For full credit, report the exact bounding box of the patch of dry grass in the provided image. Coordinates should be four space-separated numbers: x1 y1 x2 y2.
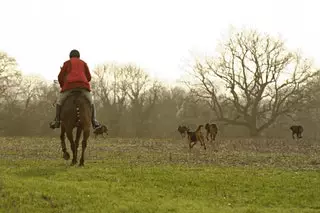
0 136 319 212
1 136 320 169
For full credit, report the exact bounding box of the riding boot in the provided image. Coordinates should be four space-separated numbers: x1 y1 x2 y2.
91 104 101 129
49 104 61 129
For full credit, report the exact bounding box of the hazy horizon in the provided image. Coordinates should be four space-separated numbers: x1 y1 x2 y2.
1 0 319 84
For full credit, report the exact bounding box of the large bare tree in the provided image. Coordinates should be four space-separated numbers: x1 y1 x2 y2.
186 29 318 136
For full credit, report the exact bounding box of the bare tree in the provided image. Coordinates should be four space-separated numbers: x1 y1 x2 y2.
141 80 163 122
93 64 128 108
122 64 151 136
18 75 47 111
123 64 150 106
92 63 129 135
0 52 21 98
187 29 318 136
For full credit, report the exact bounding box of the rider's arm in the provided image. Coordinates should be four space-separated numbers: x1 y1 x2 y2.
58 62 68 88
84 63 91 82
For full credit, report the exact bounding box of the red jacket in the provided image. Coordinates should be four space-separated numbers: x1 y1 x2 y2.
58 58 91 92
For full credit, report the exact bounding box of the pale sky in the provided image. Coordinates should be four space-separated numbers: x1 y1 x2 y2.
0 0 319 83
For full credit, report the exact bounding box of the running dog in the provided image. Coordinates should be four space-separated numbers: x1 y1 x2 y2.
186 125 206 150
205 123 218 142
93 124 108 138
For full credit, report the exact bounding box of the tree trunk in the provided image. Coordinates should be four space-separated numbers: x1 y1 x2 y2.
248 127 260 137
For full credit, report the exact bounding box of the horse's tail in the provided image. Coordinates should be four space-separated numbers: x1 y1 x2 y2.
74 99 81 127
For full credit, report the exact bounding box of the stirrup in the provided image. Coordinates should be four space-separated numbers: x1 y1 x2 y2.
94 125 102 130
49 120 60 129
92 121 101 130
93 125 101 130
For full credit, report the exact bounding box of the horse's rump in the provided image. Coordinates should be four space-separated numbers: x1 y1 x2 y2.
60 90 91 128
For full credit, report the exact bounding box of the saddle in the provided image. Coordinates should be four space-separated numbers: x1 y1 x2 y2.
62 90 90 107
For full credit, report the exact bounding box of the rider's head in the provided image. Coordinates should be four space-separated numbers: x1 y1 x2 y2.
69 49 80 59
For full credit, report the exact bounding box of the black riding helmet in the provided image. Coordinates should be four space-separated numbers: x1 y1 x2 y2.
69 49 80 58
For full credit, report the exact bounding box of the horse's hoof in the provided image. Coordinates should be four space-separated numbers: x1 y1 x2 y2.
70 161 77 166
79 163 84 167
63 152 70 160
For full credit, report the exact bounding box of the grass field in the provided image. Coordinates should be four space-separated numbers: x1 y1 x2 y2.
0 135 320 213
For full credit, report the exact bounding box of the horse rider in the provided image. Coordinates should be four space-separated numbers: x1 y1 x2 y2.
49 49 101 130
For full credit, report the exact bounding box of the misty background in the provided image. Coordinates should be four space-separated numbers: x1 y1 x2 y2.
1 28 320 139
1 0 320 139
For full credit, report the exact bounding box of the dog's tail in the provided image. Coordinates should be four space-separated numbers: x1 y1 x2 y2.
195 125 203 132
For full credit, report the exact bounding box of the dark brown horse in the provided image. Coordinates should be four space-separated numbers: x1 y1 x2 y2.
59 91 91 166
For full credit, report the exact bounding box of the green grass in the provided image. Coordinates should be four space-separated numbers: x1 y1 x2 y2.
0 136 320 212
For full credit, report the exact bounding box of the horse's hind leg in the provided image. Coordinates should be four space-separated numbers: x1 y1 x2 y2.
79 129 90 167
66 130 77 166
75 127 82 152
60 126 70 160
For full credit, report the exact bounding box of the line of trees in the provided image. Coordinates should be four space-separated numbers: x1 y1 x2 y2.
1 28 320 138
